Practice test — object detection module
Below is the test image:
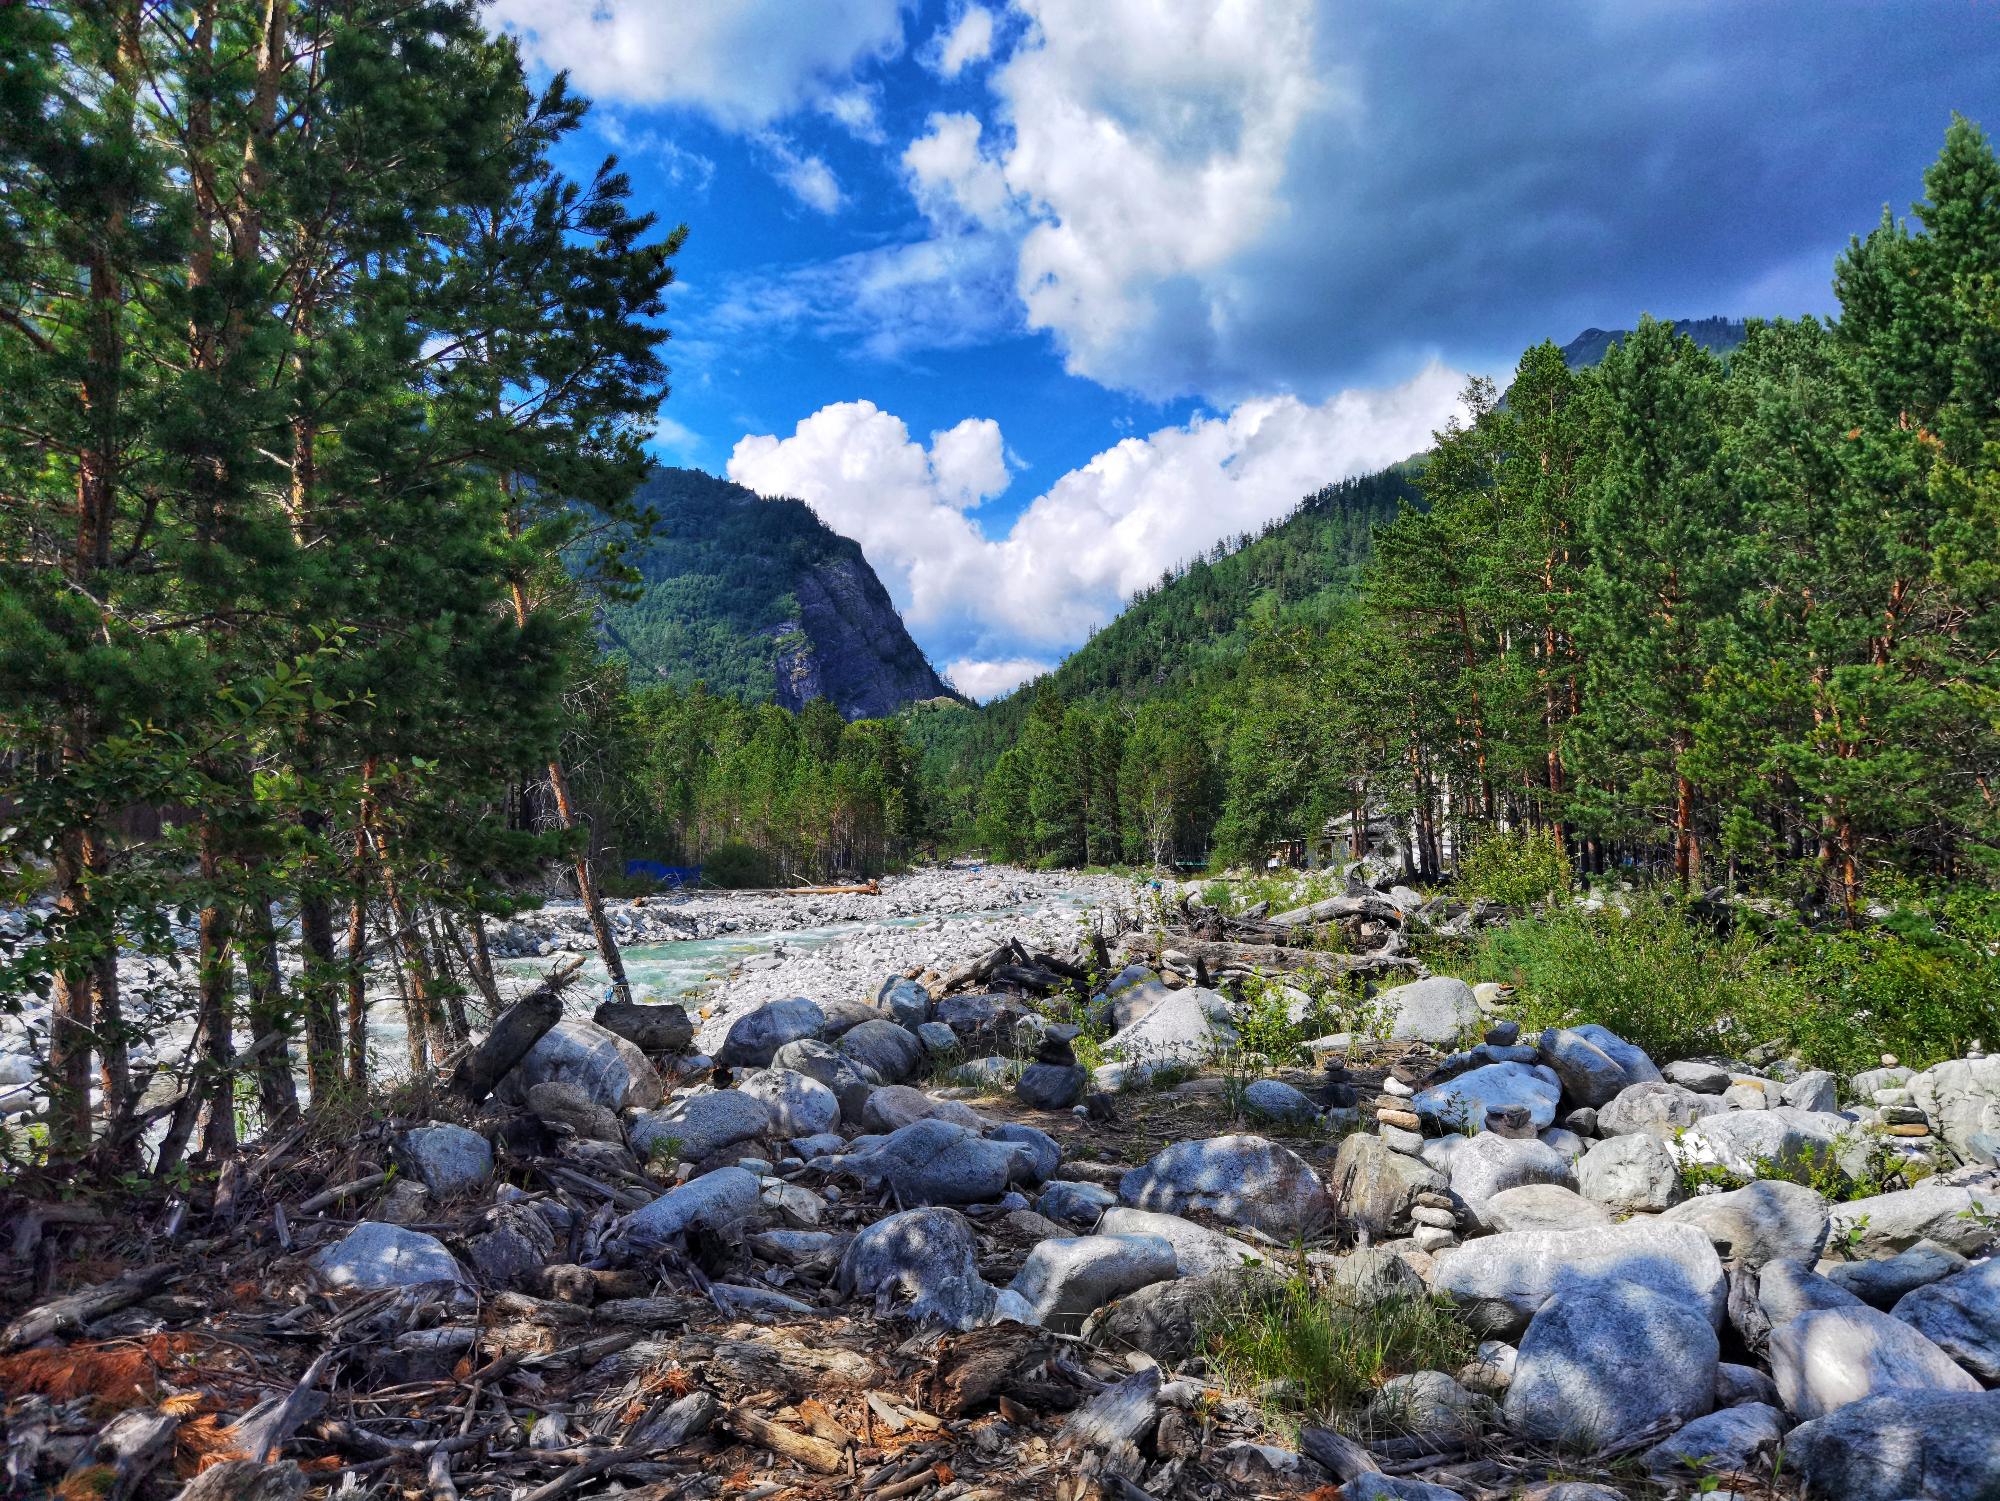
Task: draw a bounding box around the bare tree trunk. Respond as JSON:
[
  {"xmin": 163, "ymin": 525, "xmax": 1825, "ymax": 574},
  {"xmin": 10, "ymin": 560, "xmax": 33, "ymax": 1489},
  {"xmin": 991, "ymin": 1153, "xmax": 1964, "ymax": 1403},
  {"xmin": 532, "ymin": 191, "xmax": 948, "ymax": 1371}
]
[
  {"xmin": 47, "ymin": 832, "xmax": 94, "ymax": 1160},
  {"xmin": 505, "ymin": 565, "xmax": 628, "ymax": 1002},
  {"xmin": 242, "ymin": 898, "xmax": 298, "ymax": 1125},
  {"xmin": 197, "ymin": 827, "xmax": 237, "ymax": 1161},
  {"xmin": 344, "ymin": 761, "xmax": 375, "ymax": 1090}
]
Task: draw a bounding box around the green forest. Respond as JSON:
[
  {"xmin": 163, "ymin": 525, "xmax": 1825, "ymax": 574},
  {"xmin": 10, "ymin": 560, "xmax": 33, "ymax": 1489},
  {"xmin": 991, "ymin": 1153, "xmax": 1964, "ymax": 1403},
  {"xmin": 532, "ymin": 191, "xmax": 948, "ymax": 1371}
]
[
  {"xmin": 909, "ymin": 121, "xmax": 2000, "ymax": 919},
  {"xmin": 0, "ymin": 0, "xmax": 1995, "ymax": 1181}
]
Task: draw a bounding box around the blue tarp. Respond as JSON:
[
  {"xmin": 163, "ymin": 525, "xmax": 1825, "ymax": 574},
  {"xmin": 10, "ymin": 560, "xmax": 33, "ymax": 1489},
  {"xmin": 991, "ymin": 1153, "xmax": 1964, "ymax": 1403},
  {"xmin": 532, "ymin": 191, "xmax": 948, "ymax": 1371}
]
[{"xmin": 624, "ymin": 860, "xmax": 703, "ymax": 888}]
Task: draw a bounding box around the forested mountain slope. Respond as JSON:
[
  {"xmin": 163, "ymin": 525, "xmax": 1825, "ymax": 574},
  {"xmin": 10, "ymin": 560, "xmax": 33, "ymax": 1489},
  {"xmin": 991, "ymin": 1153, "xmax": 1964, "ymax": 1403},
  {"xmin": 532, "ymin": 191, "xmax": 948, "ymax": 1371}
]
[{"xmin": 596, "ymin": 468, "xmax": 963, "ymax": 719}]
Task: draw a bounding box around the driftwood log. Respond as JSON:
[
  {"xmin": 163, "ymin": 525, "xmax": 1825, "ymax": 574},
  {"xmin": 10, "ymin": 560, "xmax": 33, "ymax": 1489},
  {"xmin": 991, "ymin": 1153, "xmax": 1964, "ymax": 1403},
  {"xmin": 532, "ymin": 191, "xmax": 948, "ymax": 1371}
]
[
  {"xmin": 723, "ymin": 1408, "xmax": 844, "ymax": 1473},
  {"xmin": 2, "ymin": 1263, "xmax": 176, "ymax": 1350},
  {"xmin": 1121, "ymin": 933, "xmax": 1417, "ymax": 981},
  {"xmin": 64, "ymin": 1409, "xmax": 180, "ymax": 1501},
  {"xmin": 591, "ymin": 998, "xmax": 693, "ymax": 1053},
  {"xmin": 449, "ymin": 955, "xmax": 584, "ymax": 1102}
]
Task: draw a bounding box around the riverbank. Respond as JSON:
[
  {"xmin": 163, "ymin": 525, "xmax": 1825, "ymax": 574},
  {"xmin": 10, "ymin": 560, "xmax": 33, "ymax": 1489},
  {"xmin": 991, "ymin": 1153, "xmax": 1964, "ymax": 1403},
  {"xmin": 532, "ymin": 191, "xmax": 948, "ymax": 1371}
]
[{"xmin": 490, "ymin": 863, "xmax": 1140, "ymax": 1055}]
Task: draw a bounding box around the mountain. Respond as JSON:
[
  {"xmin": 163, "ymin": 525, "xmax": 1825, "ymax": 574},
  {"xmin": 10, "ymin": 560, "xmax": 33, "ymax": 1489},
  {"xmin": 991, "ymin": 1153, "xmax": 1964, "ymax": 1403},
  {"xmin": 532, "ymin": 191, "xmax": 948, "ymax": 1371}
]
[
  {"xmin": 905, "ymin": 465, "xmax": 1421, "ymax": 807},
  {"xmin": 596, "ymin": 467, "xmax": 963, "ymax": 719},
  {"xmin": 1560, "ymin": 316, "xmax": 1749, "ymax": 368}
]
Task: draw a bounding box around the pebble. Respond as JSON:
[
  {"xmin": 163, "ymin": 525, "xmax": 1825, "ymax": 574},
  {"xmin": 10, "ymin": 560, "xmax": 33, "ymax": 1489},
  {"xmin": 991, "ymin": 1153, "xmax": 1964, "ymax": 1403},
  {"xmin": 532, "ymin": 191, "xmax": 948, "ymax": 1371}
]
[{"xmin": 1378, "ymin": 1107, "xmax": 1422, "ymax": 1131}]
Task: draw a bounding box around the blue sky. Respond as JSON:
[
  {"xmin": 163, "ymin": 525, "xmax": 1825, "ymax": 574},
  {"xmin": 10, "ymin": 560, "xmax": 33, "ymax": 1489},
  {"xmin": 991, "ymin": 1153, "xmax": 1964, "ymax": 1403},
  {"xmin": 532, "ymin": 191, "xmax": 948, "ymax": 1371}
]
[{"xmin": 488, "ymin": 1, "xmax": 2000, "ymax": 699}]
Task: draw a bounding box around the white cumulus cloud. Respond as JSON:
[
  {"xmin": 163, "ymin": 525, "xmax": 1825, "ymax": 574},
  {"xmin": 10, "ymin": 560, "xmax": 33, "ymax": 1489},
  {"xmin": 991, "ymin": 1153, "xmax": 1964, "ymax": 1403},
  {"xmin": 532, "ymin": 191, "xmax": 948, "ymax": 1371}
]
[
  {"xmin": 947, "ymin": 656, "xmax": 1055, "ymax": 701},
  {"xmin": 727, "ymin": 361, "xmax": 1467, "ymax": 664},
  {"xmin": 930, "ymin": 5, "xmax": 998, "ymax": 78},
  {"xmin": 485, "ymin": 0, "xmax": 906, "ymax": 126},
  {"xmin": 756, "ymin": 134, "xmax": 845, "ymax": 213}
]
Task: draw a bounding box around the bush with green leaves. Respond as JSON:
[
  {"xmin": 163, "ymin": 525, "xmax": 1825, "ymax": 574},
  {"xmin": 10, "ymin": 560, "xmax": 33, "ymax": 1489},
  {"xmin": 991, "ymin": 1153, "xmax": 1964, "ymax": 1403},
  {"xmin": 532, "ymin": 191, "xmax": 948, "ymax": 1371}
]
[
  {"xmin": 1761, "ymin": 886, "xmax": 2000, "ymax": 1074},
  {"xmin": 1455, "ymin": 827, "xmax": 1573, "ymax": 908},
  {"xmin": 1442, "ymin": 893, "xmax": 1808, "ymax": 1065}
]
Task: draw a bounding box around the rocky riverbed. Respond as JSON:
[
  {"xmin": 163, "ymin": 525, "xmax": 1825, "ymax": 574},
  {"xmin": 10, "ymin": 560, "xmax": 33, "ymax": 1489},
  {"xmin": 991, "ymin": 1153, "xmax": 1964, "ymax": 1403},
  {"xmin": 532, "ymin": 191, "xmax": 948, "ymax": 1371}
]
[{"xmin": 8, "ymin": 873, "xmax": 2000, "ymax": 1501}]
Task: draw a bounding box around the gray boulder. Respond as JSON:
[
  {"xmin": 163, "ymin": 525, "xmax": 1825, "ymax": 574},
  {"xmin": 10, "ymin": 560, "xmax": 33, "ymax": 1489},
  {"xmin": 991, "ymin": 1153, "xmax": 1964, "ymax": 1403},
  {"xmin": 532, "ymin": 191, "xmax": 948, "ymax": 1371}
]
[
  {"xmin": 1595, "ymin": 1080, "xmax": 1728, "ymax": 1137},
  {"xmin": 1827, "ymin": 1239, "xmax": 1970, "ymax": 1307},
  {"xmin": 1084, "ymin": 1265, "xmax": 1285, "ymax": 1365},
  {"xmin": 1783, "ymin": 1389, "xmax": 2000, "ymax": 1501},
  {"xmin": 1767, "ymin": 1305, "xmax": 1982, "ymax": 1419},
  {"xmin": 1118, "ymin": 1134, "xmax": 1332, "ymax": 1238},
  {"xmin": 1503, "ymin": 1278, "xmax": 1718, "ymax": 1449},
  {"xmin": 1645, "ymin": 1403, "xmax": 1787, "ymax": 1482},
  {"xmin": 839, "ymin": 1019, "xmax": 926, "ymax": 1083},
  {"xmin": 737, "ymin": 1068, "xmax": 840, "ymax": 1139},
  {"xmin": 1757, "ymin": 1258, "xmax": 1866, "ymax": 1326},
  {"xmin": 1909, "ymin": 1056, "xmax": 2000, "ymax": 1159},
  {"xmin": 1377, "ymin": 977, "xmax": 1480, "ymax": 1045},
  {"xmin": 988, "ymin": 1122, "xmax": 1061, "ymax": 1183},
  {"xmin": 1893, "ymin": 1256, "xmax": 2000, "ymax": 1379},
  {"xmin": 1831, "ymin": 1182, "xmax": 1998, "ymax": 1257},
  {"xmin": 1576, "ymin": 1133, "xmax": 1684, "ymax": 1212},
  {"xmin": 1716, "ymin": 1362, "xmax": 1781, "ymax": 1408},
  {"xmin": 1329, "ymin": 1131, "xmax": 1446, "ymax": 1241},
  {"xmin": 843, "ymin": 1119, "xmax": 1036, "ymax": 1205},
  {"xmin": 771, "ymin": 1038, "xmax": 875, "ymax": 1124},
  {"xmin": 1096, "ymin": 1206, "xmax": 1266, "ymax": 1276},
  {"xmin": 1678, "ymin": 1105, "xmax": 1850, "ymax": 1180},
  {"xmin": 1784, "ymin": 1069, "xmax": 1840, "ymax": 1113},
  {"xmin": 716, "ymin": 998, "xmax": 824, "ymax": 1068},
  {"xmin": 1007, "ymin": 1233, "xmax": 1178, "ymax": 1332},
  {"xmin": 1659, "ymin": 1179, "xmax": 1830, "ymax": 1268},
  {"xmin": 1537, "ymin": 1025, "xmax": 1660, "ymax": 1109},
  {"xmin": 1037, "ymin": 1180, "xmax": 1117, "ymax": 1226},
  {"xmin": 525, "ymin": 1080, "xmax": 622, "ymax": 1142},
  {"xmin": 502, "ymin": 1019, "xmax": 663, "ymax": 1110},
  {"xmin": 1327, "ymin": 1245, "xmax": 1429, "ymax": 1304},
  {"xmin": 617, "ymin": 1167, "xmax": 762, "ymax": 1249},
  {"xmin": 1430, "ymin": 1223, "xmax": 1725, "ymax": 1340},
  {"xmin": 1662, "ymin": 1059, "xmax": 1733, "ymax": 1094},
  {"xmin": 878, "ymin": 976, "xmax": 931, "ymax": 1030},
  {"xmin": 1102, "ymin": 986, "xmax": 1237, "ymax": 1072},
  {"xmin": 813, "ymin": 996, "xmax": 884, "ymax": 1039},
  {"xmin": 1016, "ymin": 1061, "xmax": 1087, "ymax": 1110},
  {"xmin": 467, "ymin": 1203, "xmax": 556, "ymax": 1289},
  {"xmin": 396, "ymin": 1123, "xmax": 492, "ymax": 1197},
  {"xmin": 1479, "ymin": 1183, "xmax": 1610, "ymax": 1235},
  {"xmin": 861, "ymin": 1084, "xmax": 987, "ymax": 1133},
  {"xmin": 835, "ymin": 1206, "xmax": 1000, "ymax": 1330},
  {"xmin": 312, "ymin": 1221, "xmax": 467, "ymax": 1290},
  {"xmin": 1412, "ymin": 1061, "xmax": 1561, "ymax": 1134},
  {"xmin": 629, "ymin": 1088, "xmax": 769, "ymax": 1163},
  {"xmin": 915, "ymin": 1021, "xmax": 960, "ymax": 1055},
  {"xmin": 1449, "ymin": 1133, "xmax": 1575, "ymax": 1213},
  {"xmin": 1241, "ymin": 1077, "xmax": 1320, "ymax": 1124},
  {"xmin": 1365, "ymin": 1369, "xmax": 1494, "ymax": 1436},
  {"xmin": 934, "ymin": 991, "xmax": 1026, "ymax": 1050}
]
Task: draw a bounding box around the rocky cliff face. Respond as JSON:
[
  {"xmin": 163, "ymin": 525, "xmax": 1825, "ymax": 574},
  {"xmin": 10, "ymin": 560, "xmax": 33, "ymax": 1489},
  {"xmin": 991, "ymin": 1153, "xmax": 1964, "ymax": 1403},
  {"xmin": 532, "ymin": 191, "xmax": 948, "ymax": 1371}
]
[
  {"xmin": 595, "ymin": 467, "xmax": 964, "ymax": 720},
  {"xmin": 770, "ymin": 553, "xmax": 958, "ymax": 719}
]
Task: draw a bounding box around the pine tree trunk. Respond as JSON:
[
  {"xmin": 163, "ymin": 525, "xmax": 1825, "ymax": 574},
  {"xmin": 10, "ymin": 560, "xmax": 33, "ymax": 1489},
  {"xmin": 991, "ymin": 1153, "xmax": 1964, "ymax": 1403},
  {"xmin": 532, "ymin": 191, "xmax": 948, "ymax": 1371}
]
[
  {"xmin": 467, "ymin": 914, "xmax": 499, "ymax": 1008},
  {"xmin": 344, "ymin": 767, "xmax": 376, "ymax": 1091},
  {"xmin": 242, "ymin": 897, "xmax": 297, "ymax": 1125},
  {"xmin": 297, "ymin": 818, "xmax": 344, "ymax": 1102},
  {"xmin": 47, "ymin": 831, "xmax": 94, "ymax": 1160},
  {"xmin": 197, "ymin": 824, "xmax": 237, "ymax": 1161}
]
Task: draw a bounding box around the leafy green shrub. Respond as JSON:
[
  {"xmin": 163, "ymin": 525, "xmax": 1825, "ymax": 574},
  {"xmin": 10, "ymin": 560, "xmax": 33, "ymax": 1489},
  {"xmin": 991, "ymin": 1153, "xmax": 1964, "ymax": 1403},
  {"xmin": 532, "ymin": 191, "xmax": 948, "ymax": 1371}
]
[
  {"xmin": 1456, "ymin": 827, "xmax": 1573, "ymax": 908},
  {"xmin": 1766, "ymin": 886, "xmax": 2000, "ymax": 1074},
  {"xmin": 1444, "ymin": 894, "xmax": 1810, "ymax": 1064},
  {"xmin": 1203, "ymin": 1277, "xmax": 1476, "ymax": 1430},
  {"xmin": 701, "ymin": 841, "xmax": 775, "ymax": 889}
]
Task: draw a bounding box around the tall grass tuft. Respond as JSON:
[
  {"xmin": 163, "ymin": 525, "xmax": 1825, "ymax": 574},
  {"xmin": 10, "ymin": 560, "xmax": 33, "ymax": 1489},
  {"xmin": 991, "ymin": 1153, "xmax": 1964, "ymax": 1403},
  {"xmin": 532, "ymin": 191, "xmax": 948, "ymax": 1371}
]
[{"xmin": 1202, "ymin": 1277, "xmax": 1476, "ymax": 1431}]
